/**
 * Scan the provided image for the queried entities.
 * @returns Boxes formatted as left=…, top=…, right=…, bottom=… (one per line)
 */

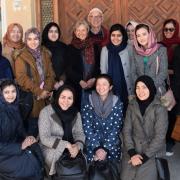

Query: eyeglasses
left=89, top=16, right=102, bottom=20
left=163, top=28, right=175, bottom=32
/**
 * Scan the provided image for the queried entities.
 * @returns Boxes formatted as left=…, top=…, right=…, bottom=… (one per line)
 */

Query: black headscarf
left=42, top=22, right=61, bottom=47
left=135, top=75, right=156, bottom=116
left=41, top=22, right=67, bottom=81
left=51, top=85, right=78, bottom=143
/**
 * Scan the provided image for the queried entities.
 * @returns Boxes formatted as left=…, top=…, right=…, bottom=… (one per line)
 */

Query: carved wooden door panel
left=58, top=0, right=122, bottom=43
left=122, top=0, right=180, bottom=40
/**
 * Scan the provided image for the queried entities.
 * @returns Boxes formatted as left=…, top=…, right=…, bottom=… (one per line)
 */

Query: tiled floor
left=166, top=142, right=180, bottom=180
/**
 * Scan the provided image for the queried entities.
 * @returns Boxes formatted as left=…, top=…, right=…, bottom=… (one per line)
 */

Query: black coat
left=0, top=95, right=42, bottom=179
left=66, top=44, right=100, bottom=109
left=0, top=42, right=13, bottom=79
left=45, top=41, right=67, bottom=81
left=172, top=45, right=180, bottom=114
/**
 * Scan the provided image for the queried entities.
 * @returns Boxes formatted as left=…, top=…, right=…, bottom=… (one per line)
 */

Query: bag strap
left=156, top=53, right=171, bottom=90
left=23, top=61, right=32, bottom=79
left=156, top=55, right=159, bottom=75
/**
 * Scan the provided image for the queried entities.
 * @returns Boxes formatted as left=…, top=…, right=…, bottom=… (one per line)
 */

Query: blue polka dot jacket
left=81, top=94, right=123, bottom=162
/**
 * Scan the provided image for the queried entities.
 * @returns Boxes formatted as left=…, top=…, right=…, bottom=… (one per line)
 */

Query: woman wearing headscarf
left=42, top=22, right=67, bottom=89
left=121, top=75, right=168, bottom=180
left=0, top=79, right=43, bottom=180
left=125, top=20, right=138, bottom=44
left=38, top=85, right=85, bottom=177
left=131, top=23, right=168, bottom=96
left=161, top=19, right=180, bottom=155
left=66, top=20, right=100, bottom=110
left=100, top=23, right=133, bottom=112
left=0, top=42, right=13, bottom=80
left=14, top=27, right=55, bottom=137
left=2, top=23, right=25, bottom=73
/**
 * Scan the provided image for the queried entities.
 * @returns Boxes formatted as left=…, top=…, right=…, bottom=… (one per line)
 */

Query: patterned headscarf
left=25, top=27, right=44, bottom=83
left=3, top=23, right=24, bottom=49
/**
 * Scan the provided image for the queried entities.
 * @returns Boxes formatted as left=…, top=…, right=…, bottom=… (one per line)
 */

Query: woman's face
left=127, top=24, right=135, bottom=40
left=88, top=11, right=103, bottom=29
left=136, top=27, right=149, bottom=48
left=9, top=25, right=22, bottom=42
left=75, top=24, right=88, bottom=41
left=136, top=81, right=150, bottom=101
left=110, top=30, right=123, bottom=46
left=48, top=26, right=59, bottom=42
left=96, top=78, right=112, bottom=100
left=58, top=90, right=74, bottom=110
left=26, top=33, right=40, bottom=50
left=2, top=85, right=17, bottom=103
left=163, top=22, right=175, bottom=39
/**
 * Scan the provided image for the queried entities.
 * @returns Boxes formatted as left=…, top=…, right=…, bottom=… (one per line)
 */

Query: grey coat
left=100, top=45, right=133, bottom=95
left=38, top=105, right=85, bottom=175
left=121, top=97, right=168, bottom=180
left=131, top=46, right=168, bottom=95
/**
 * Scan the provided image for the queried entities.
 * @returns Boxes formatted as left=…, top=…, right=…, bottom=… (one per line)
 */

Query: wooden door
left=122, top=0, right=180, bottom=40
left=36, top=0, right=180, bottom=43
left=57, top=0, right=122, bottom=44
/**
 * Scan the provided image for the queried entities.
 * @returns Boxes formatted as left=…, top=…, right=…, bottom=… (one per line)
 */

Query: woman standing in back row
left=14, top=27, right=55, bottom=137
left=131, top=23, right=168, bottom=96
left=42, top=22, right=67, bottom=90
left=2, top=23, right=25, bottom=73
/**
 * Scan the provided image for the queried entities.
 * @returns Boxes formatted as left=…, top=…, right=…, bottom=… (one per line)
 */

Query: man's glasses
left=89, top=16, right=102, bottom=20
left=163, top=28, right=175, bottom=32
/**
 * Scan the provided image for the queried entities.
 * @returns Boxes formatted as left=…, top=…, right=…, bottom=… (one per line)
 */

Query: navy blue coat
left=0, top=43, right=13, bottom=80
left=0, top=92, right=42, bottom=179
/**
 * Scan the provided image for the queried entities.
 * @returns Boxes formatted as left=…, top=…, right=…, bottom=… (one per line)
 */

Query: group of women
left=0, top=7, right=179, bottom=180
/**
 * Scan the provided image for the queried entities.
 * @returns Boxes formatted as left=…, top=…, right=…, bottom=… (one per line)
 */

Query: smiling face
left=2, top=85, right=17, bottom=103
left=48, top=26, right=59, bottom=42
left=96, top=78, right=112, bottom=100
left=110, top=30, right=123, bottom=46
left=9, top=25, right=22, bottom=43
left=136, top=27, right=149, bottom=48
left=58, top=89, right=74, bottom=110
left=136, top=81, right=150, bottom=101
left=163, top=22, right=175, bottom=39
left=88, top=11, right=103, bottom=29
left=26, top=33, right=40, bottom=50
left=74, top=24, right=88, bottom=41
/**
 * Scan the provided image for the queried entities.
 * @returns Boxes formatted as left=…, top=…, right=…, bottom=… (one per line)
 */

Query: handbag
left=156, top=55, right=176, bottom=111
left=88, top=160, right=119, bottom=180
left=54, top=151, right=87, bottom=180
left=160, top=88, right=176, bottom=111
left=171, top=115, right=180, bottom=141
left=18, top=61, right=34, bottom=121
left=19, top=88, right=33, bottom=121
left=155, top=157, right=170, bottom=180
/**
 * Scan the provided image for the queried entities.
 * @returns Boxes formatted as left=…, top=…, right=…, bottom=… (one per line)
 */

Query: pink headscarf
left=133, top=24, right=160, bottom=56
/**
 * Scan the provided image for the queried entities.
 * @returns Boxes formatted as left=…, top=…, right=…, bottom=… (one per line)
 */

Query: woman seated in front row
left=121, top=75, right=168, bottom=180
left=81, top=74, right=124, bottom=162
left=38, top=85, right=85, bottom=177
left=0, top=79, right=43, bottom=180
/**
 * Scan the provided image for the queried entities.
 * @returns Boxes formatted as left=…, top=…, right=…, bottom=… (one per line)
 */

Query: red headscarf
left=3, top=23, right=24, bottom=49
left=161, top=19, right=180, bottom=63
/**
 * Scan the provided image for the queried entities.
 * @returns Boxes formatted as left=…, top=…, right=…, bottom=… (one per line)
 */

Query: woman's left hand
left=69, top=144, right=80, bottom=158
